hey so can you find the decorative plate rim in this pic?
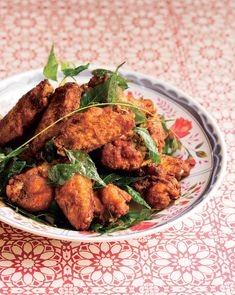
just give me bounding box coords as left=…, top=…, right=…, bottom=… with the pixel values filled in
left=0, top=67, right=227, bottom=242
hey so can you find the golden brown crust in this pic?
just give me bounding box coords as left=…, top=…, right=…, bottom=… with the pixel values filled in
left=0, top=80, right=53, bottom=147
left=101, top=138, right=145, bottom=171
left=140, top=115, right=167, bottom=153
left=159, top=155, right=190, bottom=180
left=29, top=82, right=81, bottom=155
left=55, top=175, right=94, bottom=230
left=6, top=162, right=54, bottom=212
left=118, top=89, right=156, bottom=115
left=54, top=106, right=135, bottom=153
left=96, top=184, right=131, bottom=221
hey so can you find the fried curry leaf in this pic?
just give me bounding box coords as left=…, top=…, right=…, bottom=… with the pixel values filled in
left=122, top=185, right=151, bottom=209
left=48, top=150, right=106, bottom=187
left=0, top=160, right=26, bottom=194
left=0, top=146, right=27, bottom=174
left=80, top=79, right=112, bottom=107
left=107, top=73, right=118, bottom=102
left=134, top=127, right=161, bottom=164
left=90, top=208, right=154, bottom=234
left=43, top=45, right=58, bottom=81
left=62, top=63, right=89, bottom=78
left=92, top=64, right=128, bottom=91
left=93, top=173, right=145, bottom=189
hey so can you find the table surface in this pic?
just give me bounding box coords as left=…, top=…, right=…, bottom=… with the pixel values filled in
left=0, top=1, right=234, bottom=294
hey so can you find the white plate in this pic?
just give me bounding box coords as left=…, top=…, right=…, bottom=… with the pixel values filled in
left=0, top=67, right=227, bottom=242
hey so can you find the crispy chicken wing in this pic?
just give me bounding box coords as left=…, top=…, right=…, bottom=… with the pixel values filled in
left=118, top=89, right=156, bottom=115
left=6, top=163, right=53, bottom=212
left=54, top=106, right=135, bottom=154
left=29, top=82, right=81, bottom=155
left=134, top=162, right=181, bottom=210
left=0, top=80, right=53, bottom=147
left=101, top=136, right=145, bottom=171
left=139, top=155, right=190, bottom=180
left=140, top=115, right=167, bottom=153
left=55, top=175, right=94, bottom=230
left=94, top=184, right=131, bottom=222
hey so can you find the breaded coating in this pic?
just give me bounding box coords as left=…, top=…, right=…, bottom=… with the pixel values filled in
left=139, top=155, right=190, bottom=180
left=93, top=191, right=107, bottom=222
left=159, top=155, right=190, bottom=180
left=29, top=82, right=81, bottom=155
left=141, top=115, right=167, bottom=153
left=134, top=163, right=181, bottom=210
left=6, top=163, right=53, bottom=212
left=101, top=137, right=145, bottom=171
left=0, top=80, right=53, bottom=147
left=55, top=175, right=94, bottom=230
left=54, top=107, right=135, bottom=154
left=96, top=184, right=131, bottom=221
left=145, top=176, right=180, bottom=210
left=118, top=89, right=156, bottom=115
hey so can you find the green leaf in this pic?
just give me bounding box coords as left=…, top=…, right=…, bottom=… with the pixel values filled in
left=0, top=159, right=26, bottom=194
left=61, top=60, right=76, bottom=71
left=93, top=173, right=145, bottom=189
left=134, top=127, right=161, bottom=164
left=0, top=146, right=27, bottom=174
left=91, top=64, right=128, bottom=91
left=48, top=150, right=106, bottom=187
left=62, top=63, right=89, bottom=78
left=128, top=107, right=147, bottom=125
left=80, top=79, right=111, bottom=108
left=43, top=45, right=58, bottom=81
left=90, top=208, right=154, bottom=234
left=122, top=185, right=151, bottom=209
left=107, top=73, right=118, bottom=102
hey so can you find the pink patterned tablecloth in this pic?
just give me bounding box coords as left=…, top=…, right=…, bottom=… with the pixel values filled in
left=0, top=1, right=234, bottom=294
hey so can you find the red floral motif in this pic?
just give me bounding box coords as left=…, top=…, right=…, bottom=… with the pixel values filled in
left=130, top=221, right=155, bottom=232
left=170, top=117, right=193, bottom=138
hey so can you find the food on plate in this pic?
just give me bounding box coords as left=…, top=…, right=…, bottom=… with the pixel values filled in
left=6, top=162, right=53, bottom=212
left=54, top=106, right=135, bottom=154
left=55, top=174, right=94, bottom=230
left=0, top=46, right=193, bottom=233
left=0, top=80, right=53, bottom=147
left=28, top=82, right=81, bottom=156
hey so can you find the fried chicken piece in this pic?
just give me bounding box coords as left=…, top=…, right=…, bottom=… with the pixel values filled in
left=55, top=175, right=94, bottom=230
left=141, top=115, right=167, bottom=153
left=94, top=184, right=132, bottom=222
left=139, top=155, right=190, bottom=180
left=118, top=89, right=156, bottom=115
left=6, top=163, right=53, bottom=212
left=159, top=155, right=190, bottom=180
left=145, top=176, right=180, bottom=210
left=0, top=80, right=53, bottom=147
left=54, top=106, right=135, bottom=154
left=29, top=82, right=81, bottom=155
left=101, top=137, right=145, bottom=171
left=134, top=163, right=181, bottom=210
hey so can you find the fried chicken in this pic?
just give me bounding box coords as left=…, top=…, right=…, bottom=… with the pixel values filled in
left=159, top=155, right=190, bottom=180
left=140, top=115, right=167, bottom=153
left=0, top=80, right=53, bottom=147
left=94, top=184, right=132, bottom=223
left=139, top=155, right=190, bottom=181
left=54, top=106, right=135, bottom=154
left=6, top=163, right=53, bottom=212
left=28, top=82, right=81, bottom=155
left=101, top=136, right=145, bottom=171
left=55, top=175, right=94, bottom=230
left=118, top=89, right=156, bottom=115
left=133, top=161, right=181, bottom=210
